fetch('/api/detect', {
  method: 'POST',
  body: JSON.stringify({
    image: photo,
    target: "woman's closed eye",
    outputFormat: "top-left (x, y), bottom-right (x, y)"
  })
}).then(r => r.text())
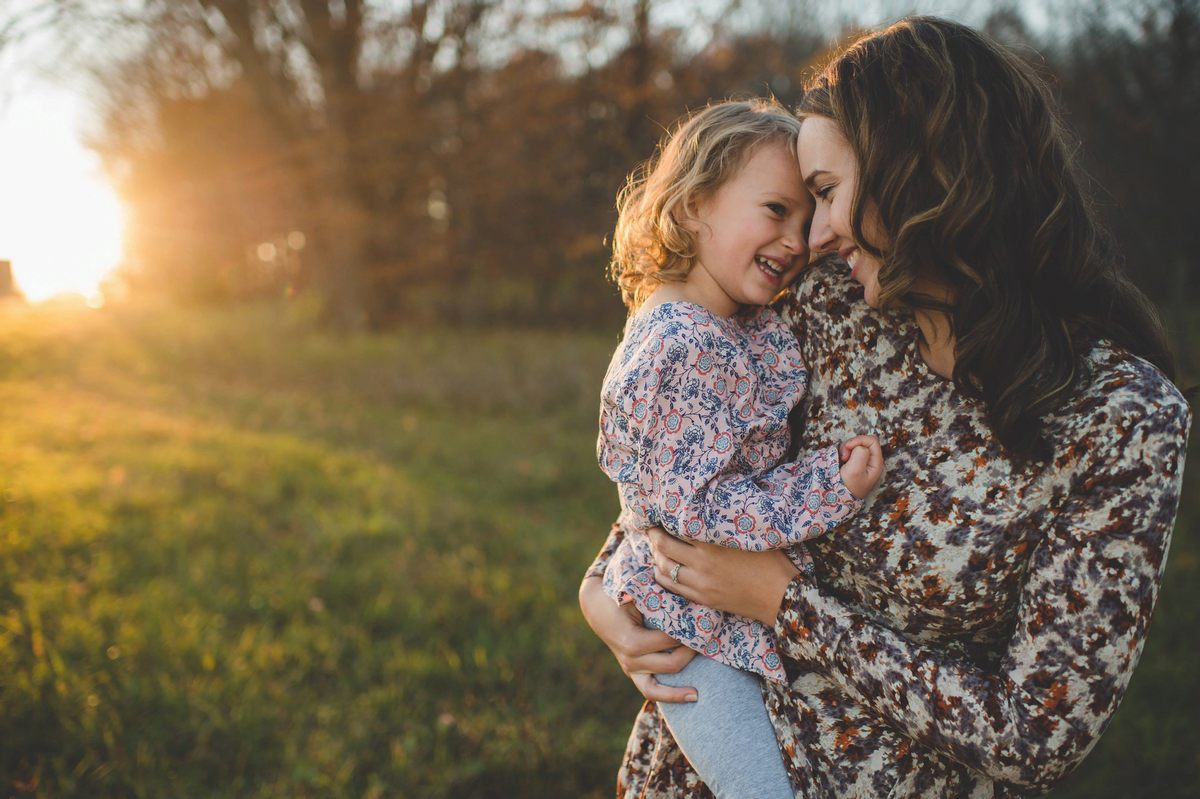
top-left (814, 185), bottom-right (834, 202)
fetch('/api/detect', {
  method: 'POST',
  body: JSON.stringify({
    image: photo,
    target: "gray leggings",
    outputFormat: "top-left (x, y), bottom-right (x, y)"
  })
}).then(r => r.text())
top-left (657, 654), bottom-right (795, 799)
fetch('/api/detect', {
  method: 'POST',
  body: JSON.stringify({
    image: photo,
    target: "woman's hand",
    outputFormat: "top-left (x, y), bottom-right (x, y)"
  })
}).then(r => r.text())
top-left (648, 528), bottom-right (800, 625)
top-left (578, 576), bottom-right (698, 703)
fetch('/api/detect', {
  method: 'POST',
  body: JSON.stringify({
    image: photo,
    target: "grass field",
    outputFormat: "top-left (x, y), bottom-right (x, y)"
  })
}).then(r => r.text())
top-left (0, 299), bottom-right (1195, 798)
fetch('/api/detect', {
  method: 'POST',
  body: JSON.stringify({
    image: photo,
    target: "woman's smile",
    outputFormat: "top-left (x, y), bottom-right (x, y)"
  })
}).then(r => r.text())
top-left (840, 247), bottom-right (861, 278)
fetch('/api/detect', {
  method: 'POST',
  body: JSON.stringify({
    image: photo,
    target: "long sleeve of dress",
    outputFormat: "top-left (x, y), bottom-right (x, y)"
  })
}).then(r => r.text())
top-left (772, 396), bottom-right (1190, 792)
top-left (599, 308), bottom-right (861, 551)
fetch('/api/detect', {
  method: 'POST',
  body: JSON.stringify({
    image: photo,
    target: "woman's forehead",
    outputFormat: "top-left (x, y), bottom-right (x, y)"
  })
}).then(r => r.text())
top-left (798, 118), bottom-right (854, 185)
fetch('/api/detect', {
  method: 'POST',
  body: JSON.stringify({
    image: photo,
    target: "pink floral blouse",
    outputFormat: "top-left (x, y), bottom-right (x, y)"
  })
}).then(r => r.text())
top-left (597, 301), bottom-right (863, 682)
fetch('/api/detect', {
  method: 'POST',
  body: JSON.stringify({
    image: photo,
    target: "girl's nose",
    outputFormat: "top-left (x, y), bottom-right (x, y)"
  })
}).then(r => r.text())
top-left (781, 225), bottom-right (807, 258)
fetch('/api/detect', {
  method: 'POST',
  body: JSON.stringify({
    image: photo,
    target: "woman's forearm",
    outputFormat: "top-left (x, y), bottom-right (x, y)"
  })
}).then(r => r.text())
top-left (585, 524), bottom-right (625, 580)
top-left (775, 578), bottom-right (1089, 791)
top-left (580, 526), bottom-right (700, 704)
top-left (647, 528), bottom-right (799, 625)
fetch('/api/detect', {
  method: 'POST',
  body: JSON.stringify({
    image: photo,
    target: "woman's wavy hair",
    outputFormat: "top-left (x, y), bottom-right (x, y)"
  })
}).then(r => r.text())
top-left (611, 99), bottom-right (802, 311)
top-left (798, 16), bottom-right (1179, 463)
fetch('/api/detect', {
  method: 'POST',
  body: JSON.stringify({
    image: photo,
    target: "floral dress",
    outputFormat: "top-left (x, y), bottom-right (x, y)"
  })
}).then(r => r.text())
top-left (598, 301), bottom-right (862, 683)
top-left (586, 266), bottom-right (1191, 798)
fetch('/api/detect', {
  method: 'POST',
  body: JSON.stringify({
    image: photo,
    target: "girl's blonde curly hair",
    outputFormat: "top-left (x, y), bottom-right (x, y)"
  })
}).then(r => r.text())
top-left (610, 99), bottom-right (803, 311)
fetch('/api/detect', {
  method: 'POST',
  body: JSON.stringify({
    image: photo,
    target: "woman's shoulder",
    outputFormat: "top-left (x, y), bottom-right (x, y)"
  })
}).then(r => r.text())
top-left (1051, 340), bottom-right (1192, 455)
top-left (772, 261), bottom-right (912, 373)
top-left (775, 257), bottom-right (853, 312)
top-left (1084, 341), bottom-right (1188, 415)
top-left (777, 261), bottom-right (902, 334)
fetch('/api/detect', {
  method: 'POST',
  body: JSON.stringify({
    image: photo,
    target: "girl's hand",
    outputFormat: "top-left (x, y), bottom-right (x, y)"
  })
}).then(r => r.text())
top-left (838, 434), bottom-right (884, 499)
top-left (578, 576), bottom-right (698, 703)
top-left (648, 528), bottom-right (800, 625)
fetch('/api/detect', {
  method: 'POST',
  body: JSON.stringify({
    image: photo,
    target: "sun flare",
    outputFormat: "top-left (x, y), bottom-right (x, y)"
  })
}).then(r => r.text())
top-left (0, 86), bottom-right (126, 304)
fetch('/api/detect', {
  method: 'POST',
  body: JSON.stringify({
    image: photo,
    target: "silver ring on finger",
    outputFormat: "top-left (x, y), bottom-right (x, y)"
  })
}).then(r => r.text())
top-left (670, 562), bottom-right (682, 583)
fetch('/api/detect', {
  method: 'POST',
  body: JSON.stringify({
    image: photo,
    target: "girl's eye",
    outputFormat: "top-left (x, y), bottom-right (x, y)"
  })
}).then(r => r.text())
top-left (766, 202), bottom-right (786, 215)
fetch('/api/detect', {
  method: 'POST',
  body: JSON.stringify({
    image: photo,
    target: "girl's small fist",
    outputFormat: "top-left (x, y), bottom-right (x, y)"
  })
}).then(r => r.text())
top-left (839, 435), bottom-right (884, 499)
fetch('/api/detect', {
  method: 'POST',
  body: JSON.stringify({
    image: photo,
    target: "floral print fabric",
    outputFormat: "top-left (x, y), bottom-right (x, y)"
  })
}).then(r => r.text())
top-left (587, 265), bottom-right (1191, 798)
top-left (597, 301), bottom-right (862, 683)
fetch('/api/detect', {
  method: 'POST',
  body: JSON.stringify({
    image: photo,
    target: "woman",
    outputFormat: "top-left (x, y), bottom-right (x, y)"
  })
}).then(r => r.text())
top-left (579, 16), bottom-right (1191, 798)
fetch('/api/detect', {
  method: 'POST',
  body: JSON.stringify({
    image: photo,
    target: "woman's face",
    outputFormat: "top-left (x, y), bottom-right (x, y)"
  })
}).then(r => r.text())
top-left (797, 117), bottom-right (882, 307)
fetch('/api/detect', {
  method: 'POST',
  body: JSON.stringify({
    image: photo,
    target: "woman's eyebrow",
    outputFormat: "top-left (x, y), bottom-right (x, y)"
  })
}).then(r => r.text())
top-left (803, 169), bottom-right (831, 189)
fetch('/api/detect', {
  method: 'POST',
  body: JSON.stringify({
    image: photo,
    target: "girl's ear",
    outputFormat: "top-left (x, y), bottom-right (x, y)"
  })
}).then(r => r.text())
top-left (673, 195), bottom-right (705, 234)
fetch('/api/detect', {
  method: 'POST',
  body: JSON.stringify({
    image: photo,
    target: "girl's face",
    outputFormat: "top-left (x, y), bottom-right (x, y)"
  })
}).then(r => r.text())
top-left (798, 117), bottom-right (882, 308)
top-left (684, 141), bottom-right (812, 317)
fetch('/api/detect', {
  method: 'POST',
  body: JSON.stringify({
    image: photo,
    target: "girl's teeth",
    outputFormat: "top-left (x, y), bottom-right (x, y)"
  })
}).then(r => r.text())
top-left (755, 256), bottom-right (780, 274)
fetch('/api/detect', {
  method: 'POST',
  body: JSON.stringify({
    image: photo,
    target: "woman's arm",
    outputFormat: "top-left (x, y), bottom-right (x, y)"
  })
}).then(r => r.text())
top-left (578, 575), bottom-right (698, 703)
top-left (657, 399), bottom-right (1190, 792)
top-left (648, 529), bottom-right (798, 625)
top-left (580, 524), bottom-right (697, 703)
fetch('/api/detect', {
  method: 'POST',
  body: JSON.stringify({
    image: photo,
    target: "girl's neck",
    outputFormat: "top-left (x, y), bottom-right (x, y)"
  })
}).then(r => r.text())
top-left (644, 275), bottom-right (740, 318)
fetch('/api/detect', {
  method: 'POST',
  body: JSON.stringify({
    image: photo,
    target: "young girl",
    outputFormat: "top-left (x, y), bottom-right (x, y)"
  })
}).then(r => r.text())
top-left (597, 100), bottom-right (883, 799)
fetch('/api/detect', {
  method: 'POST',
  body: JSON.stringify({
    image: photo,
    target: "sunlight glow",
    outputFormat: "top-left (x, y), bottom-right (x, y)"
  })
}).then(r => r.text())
top-left (0, 85), bottom-right (126, 303)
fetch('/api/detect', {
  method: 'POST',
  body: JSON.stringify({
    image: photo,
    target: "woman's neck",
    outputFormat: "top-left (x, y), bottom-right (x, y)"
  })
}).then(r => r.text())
top-left (905, 277), bottom-right (957, 379)
top-left (915, 308), bottom-right (956, 379)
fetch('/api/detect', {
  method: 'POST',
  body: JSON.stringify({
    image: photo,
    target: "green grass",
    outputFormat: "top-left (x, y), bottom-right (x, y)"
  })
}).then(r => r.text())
top-left (0, 299), bottom-right (637, 798)
top-left (0, 298), bottom-right (1195, 797)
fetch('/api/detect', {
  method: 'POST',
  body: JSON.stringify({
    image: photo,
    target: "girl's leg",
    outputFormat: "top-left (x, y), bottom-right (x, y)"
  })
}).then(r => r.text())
top-left (656, 655), bottom-right (794, 799)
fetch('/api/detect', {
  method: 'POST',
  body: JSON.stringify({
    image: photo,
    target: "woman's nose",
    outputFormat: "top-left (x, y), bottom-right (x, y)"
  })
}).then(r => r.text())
top-left (808, 206), bottom-right (835, 254)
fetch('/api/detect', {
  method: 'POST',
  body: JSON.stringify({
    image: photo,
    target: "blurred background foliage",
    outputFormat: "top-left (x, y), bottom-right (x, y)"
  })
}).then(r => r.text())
top-left (0, 0), bottom-right (1197, 797)
top-left (1, 0), bottom-right (1194, 344)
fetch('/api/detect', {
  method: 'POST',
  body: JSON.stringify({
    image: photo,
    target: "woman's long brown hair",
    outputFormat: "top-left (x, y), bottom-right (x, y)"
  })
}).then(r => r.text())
top-left (798, 16), bottom-right (1179, 463)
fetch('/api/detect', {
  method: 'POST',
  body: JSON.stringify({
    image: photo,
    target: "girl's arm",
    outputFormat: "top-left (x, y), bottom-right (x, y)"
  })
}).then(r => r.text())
top-left (654, 397), bottom-right (1190, 792)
